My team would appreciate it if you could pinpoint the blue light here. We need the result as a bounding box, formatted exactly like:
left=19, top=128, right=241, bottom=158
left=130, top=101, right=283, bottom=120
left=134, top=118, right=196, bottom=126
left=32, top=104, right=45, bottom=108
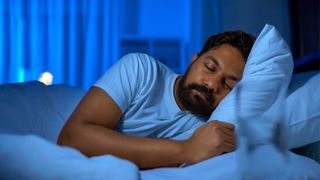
left=18, top=67, right=25, bottom=82
left=0, top=0, right=199, bottom=90
left=0, top=0, right=294, bottom=90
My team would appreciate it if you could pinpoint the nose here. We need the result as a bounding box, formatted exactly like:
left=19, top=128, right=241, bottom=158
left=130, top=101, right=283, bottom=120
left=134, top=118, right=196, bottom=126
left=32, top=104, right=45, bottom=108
left=204, top=75, right=222, bottom=94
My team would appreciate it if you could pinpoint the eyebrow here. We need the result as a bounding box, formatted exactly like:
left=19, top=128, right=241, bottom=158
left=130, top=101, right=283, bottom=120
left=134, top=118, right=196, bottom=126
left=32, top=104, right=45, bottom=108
left=206, top=55, right=240, bottom=81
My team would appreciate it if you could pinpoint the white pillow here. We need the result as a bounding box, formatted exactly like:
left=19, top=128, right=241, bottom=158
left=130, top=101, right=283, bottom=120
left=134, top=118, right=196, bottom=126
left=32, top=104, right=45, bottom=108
left=209, top=24, right=293, bottom=125
left=285, top=72, right=320, bottom=148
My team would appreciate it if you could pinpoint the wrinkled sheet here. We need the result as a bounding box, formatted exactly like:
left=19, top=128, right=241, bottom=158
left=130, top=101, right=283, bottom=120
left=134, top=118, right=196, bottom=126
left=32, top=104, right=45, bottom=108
left=141, top=149, right=320, bottom=180
left=0, top=134, right=139, bottom=180
left=1, top=134, right=319, bottom=180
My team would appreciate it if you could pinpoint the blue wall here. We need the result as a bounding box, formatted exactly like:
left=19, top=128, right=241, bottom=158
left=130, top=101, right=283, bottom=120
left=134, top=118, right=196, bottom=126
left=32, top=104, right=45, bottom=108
left=0, top=0, right=293, bottom=90
left=220, top=0, right=291, bottom=45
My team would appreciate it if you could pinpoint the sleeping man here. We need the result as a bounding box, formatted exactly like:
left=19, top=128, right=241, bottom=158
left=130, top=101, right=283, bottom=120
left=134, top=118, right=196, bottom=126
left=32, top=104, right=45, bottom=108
left=57, top=31, right=256, bottom=169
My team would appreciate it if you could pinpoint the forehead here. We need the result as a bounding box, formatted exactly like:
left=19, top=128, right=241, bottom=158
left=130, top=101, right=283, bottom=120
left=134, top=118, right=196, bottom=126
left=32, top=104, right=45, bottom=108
left=198, top=44, right=246, bottom=78
left=202, top=44, right=245, bottom=64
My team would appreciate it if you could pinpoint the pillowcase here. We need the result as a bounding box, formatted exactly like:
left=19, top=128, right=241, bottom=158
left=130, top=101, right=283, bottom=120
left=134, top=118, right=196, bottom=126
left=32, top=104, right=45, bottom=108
left=209, top=25, right=320, bottom=149
left=209, top=24, right=293, bottom=125
left=284, top=72, right=320, bottom=148
left=0, top=81, right=48, bottom=136
left=0, top=81, right=85, bottom=143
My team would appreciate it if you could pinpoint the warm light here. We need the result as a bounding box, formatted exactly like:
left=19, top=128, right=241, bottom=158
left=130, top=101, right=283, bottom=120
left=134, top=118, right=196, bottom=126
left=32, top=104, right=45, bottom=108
left=39, top=72, right=54, bottom=85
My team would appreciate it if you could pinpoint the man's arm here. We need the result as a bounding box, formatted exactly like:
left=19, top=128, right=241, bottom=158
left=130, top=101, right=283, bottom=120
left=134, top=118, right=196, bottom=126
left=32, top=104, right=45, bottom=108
left=57, top=87, right=236, bottom=169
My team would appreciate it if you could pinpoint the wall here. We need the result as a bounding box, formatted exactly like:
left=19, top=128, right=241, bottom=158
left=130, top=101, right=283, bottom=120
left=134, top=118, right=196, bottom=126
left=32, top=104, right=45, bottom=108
left=219, top=0, right=291, bottom=44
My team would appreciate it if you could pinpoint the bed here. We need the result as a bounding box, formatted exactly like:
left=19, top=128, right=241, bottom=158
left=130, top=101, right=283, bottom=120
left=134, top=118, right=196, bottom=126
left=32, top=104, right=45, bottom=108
left=0, top=71, right=319, bottom=179
left=1, top=24, right=319, bottom=179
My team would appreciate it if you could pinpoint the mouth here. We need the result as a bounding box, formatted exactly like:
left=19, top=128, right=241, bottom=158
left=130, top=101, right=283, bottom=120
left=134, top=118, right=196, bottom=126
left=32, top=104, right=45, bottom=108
left=192, top=89, right=210, bottom=102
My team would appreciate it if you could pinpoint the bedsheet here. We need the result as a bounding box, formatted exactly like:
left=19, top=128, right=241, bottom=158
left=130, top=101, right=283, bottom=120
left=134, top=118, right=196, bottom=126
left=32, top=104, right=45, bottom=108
left=1, top=134, right=319, bottom=180
left=0, top=134, right=139, bottom=180
left=141, top=149, right=320, bottom=180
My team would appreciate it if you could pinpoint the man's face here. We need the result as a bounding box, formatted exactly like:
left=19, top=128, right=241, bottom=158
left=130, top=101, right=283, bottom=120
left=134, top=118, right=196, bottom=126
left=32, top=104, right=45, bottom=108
left=176, top=44, right=246, bottom=119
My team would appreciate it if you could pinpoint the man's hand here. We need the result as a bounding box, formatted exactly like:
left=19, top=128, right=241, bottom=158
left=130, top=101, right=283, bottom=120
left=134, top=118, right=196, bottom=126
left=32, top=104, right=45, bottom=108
left=183, top=121, right=236, bottom=163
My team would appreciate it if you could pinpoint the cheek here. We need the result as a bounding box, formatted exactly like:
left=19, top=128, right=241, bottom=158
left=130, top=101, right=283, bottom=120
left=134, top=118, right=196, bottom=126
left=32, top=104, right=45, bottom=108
left=184, top=66, right=204, bottom=85
left=216, top=89, right=231, bottom=104
left=235, top=63, right=246, bottom=76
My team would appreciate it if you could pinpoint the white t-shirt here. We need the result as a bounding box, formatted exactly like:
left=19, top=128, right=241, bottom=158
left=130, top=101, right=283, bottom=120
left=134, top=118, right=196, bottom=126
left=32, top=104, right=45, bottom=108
left=94, top=53, right=204, bottom=138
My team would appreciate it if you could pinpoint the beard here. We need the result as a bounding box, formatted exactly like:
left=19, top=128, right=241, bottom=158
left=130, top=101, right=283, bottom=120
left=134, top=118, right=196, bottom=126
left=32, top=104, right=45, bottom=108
left=177, top=75, right=216, bottom=119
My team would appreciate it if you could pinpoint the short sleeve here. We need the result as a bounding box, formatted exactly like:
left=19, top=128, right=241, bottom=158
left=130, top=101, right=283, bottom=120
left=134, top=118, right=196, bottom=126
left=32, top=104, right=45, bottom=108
left=93, top=53, right=144, bottom=113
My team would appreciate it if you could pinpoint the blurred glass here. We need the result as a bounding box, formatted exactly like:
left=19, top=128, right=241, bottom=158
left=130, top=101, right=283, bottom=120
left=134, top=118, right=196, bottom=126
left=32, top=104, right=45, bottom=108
left=236, top=85, right=289, bottom=179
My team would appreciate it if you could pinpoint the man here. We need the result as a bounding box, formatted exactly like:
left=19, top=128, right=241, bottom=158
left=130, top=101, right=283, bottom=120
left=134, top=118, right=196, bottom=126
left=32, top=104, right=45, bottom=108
left=57, top=31, right=256, bottom=169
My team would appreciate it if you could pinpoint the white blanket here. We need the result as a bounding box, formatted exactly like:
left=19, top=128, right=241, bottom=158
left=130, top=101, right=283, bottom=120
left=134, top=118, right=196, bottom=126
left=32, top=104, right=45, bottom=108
left=141, top=149, right=320, bottom=180
left=1, top=134, right=319, bottom=179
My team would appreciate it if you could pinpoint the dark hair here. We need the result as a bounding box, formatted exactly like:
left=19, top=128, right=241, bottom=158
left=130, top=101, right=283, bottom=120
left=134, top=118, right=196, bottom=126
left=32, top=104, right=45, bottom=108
left=199, top=31, right=256, bottom=61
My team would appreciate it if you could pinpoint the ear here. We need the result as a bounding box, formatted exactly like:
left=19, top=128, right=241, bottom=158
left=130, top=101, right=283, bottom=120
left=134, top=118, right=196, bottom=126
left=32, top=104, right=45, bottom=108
left=191, top=53, right=199, bottom=63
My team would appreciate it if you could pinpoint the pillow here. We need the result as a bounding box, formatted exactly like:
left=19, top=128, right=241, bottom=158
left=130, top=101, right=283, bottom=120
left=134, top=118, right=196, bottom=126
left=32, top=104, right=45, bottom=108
left=210, top=25, right=320, bottom=149
left=0, top=81, right=85, bottom=142
left=0, top=81, right=48, bottom=136
left=209, top=24, right=293, bottom=125
left=284, top=72, right=320, bottom=148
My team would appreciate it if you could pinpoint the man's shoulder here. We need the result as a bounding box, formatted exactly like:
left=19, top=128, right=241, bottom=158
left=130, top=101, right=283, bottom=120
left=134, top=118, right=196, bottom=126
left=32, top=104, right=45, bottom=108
left=120, top=53, right=172, bottom=73
left=120, top=53, right=158, bottom=65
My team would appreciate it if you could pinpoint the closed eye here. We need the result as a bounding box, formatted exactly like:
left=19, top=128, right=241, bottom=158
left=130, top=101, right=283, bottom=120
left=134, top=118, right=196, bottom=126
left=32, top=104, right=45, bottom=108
left=205, top=64, right=216, bottom=72
left=225, top=83, right=232, bottom=90
left=225, top=80, right=237, bottom=90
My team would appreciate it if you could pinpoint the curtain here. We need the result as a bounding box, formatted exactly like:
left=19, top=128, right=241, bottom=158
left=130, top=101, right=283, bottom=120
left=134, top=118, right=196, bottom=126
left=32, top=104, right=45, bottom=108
left=0, top=0, right=114, bottom=90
